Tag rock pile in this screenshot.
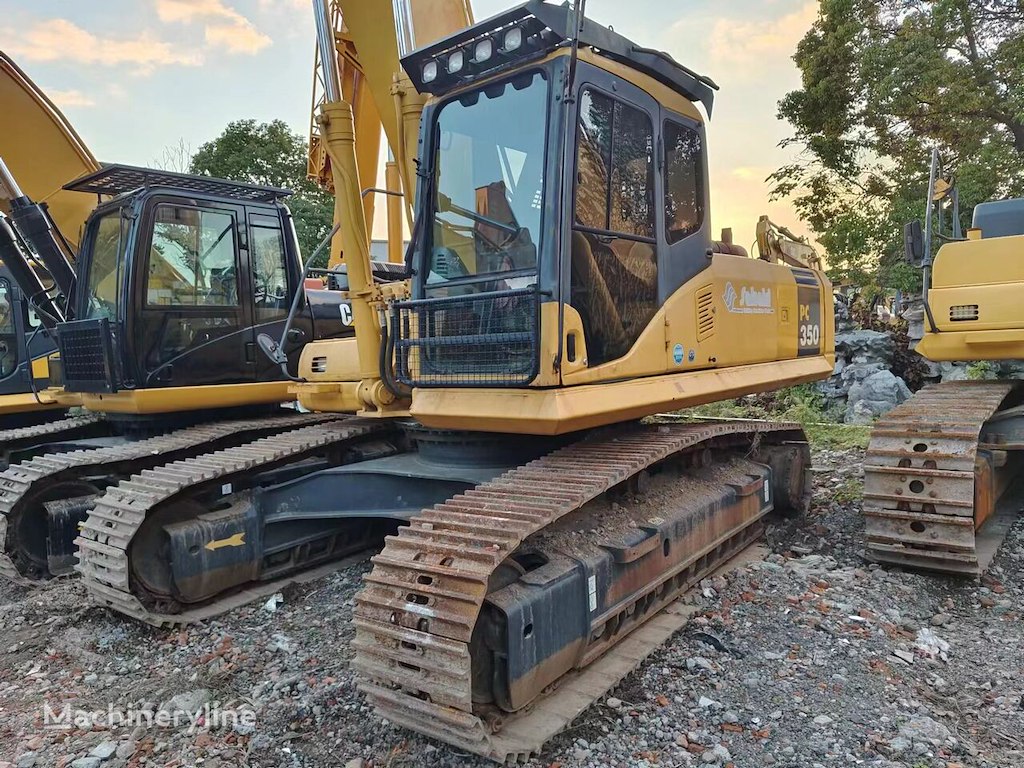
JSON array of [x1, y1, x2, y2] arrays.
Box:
[[818, 330, 912, 424]]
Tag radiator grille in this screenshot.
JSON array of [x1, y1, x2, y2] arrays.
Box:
[[696, 285, 715, 341], [57, 318, 118, 393], [393, 288, 539, 387]]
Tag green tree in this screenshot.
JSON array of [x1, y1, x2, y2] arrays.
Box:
[[189, 119, 334, 266], [772, 0, 1024, 291]]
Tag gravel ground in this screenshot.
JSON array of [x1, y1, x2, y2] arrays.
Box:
[[0, 444, 1021, 768]]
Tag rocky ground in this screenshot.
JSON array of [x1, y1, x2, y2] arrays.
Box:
[[0, 443, 1021, 768]]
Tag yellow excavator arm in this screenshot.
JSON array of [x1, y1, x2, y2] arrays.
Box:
[[0, 52, 99, 250], [309, 0, 474, 267]]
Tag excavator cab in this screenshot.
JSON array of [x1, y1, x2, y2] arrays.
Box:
[[54, 165, 349, 413]]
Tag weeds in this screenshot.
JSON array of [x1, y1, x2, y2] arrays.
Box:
[[678, 384, 871, 451], [829, 475, 864, 503]]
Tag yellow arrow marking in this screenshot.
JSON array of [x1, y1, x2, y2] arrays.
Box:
[[204, 532, 246, 552]]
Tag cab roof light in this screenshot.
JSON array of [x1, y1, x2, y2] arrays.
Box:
[[473, 37, 495, 64], [501, 26, 524, 54], [422, 59, 439, 84], [446, 48, 466, 75], [400, 0, 718, 115]]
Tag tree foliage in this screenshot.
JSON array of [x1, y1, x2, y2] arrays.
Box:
[[773, 0, 1024, 291], [188, 119, 334, 266]]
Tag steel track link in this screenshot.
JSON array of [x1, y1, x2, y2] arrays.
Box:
[[0, 413, 107, 461], [76, 418, 383, 627], [863, 380, 1020, 574], [0, 412, 342, 585], [352, 420, 802, 762]]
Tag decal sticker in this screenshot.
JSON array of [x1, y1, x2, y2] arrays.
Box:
[[688, 349, 696, 362], [588, 574, 597, 612], [340, 303, 354, 326], [205, 532, 246, 552], [723, 282, 774, 315], [673, 343, 684, 365], [797, 283, 822, 357]]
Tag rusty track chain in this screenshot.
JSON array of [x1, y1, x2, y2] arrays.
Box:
[[76, 418, 382, 627], [863, 380, 1019, 574], [0, 412, 342, 584], [352, 420, 801, 762]]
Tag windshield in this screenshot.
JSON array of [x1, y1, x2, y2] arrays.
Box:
[[428, 70, 547, 288], [83, 209, 125, 320]]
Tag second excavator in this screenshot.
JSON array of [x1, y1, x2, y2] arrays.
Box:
[[864, 150, 1024, 576], [0, 160, 361, 582], [65, 0, 835, 760]]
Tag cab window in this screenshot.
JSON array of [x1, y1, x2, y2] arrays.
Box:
[[0, 280, 17, 378], [571, 88, 657, 366], [664, 121, 704, 243], [252, 224, 289, 319], [147, 205, 238, 307]]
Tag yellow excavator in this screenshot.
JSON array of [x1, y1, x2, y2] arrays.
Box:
[[0, 52, 99, 438], [61, 0, 833, 759], [864, 150, 1024, 575]]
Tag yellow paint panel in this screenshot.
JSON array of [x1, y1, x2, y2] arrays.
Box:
[[412, 357, 833, 435], [0, 53, 99, 249], [932, 235, 1024, 288], [80, 382, 293, 415], [0, 392, 66, 416]]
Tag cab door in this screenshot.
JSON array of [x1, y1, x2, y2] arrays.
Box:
[[135, 197, 255, 388], [246, 209, 310, 381]]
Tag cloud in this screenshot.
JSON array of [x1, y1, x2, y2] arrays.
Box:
[[155, 0, 272, 55], [45, 88, 96, 108], [0, 18, 201, 72], [705, 2, 818, 80], [732, 166, 772, 181], [203, 22, 273, 54]]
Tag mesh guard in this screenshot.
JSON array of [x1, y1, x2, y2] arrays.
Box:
[[393, 288, 540, 388], [57, 317, 119, 393]]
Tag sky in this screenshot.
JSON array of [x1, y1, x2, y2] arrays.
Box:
[[0, 0, 819, 250]]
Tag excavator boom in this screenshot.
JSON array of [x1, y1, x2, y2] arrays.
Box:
[[0, 52, 99, 249]]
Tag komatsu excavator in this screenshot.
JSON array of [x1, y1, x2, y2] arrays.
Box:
[[864, 150, 1024, 576], [62, 0, 833, 760]]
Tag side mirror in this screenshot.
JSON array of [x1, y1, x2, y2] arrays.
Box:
[[904, 220, 924, 266]]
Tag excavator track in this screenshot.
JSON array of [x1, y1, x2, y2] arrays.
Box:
[[0, 411, 342, 585], [353, 420, 804, 762], [863, 380, 1022, 575], [0, 412, 109, 467], [76, 418, 384, 627]]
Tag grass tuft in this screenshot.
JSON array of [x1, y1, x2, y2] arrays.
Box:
[[677, 384, 871, 451]]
